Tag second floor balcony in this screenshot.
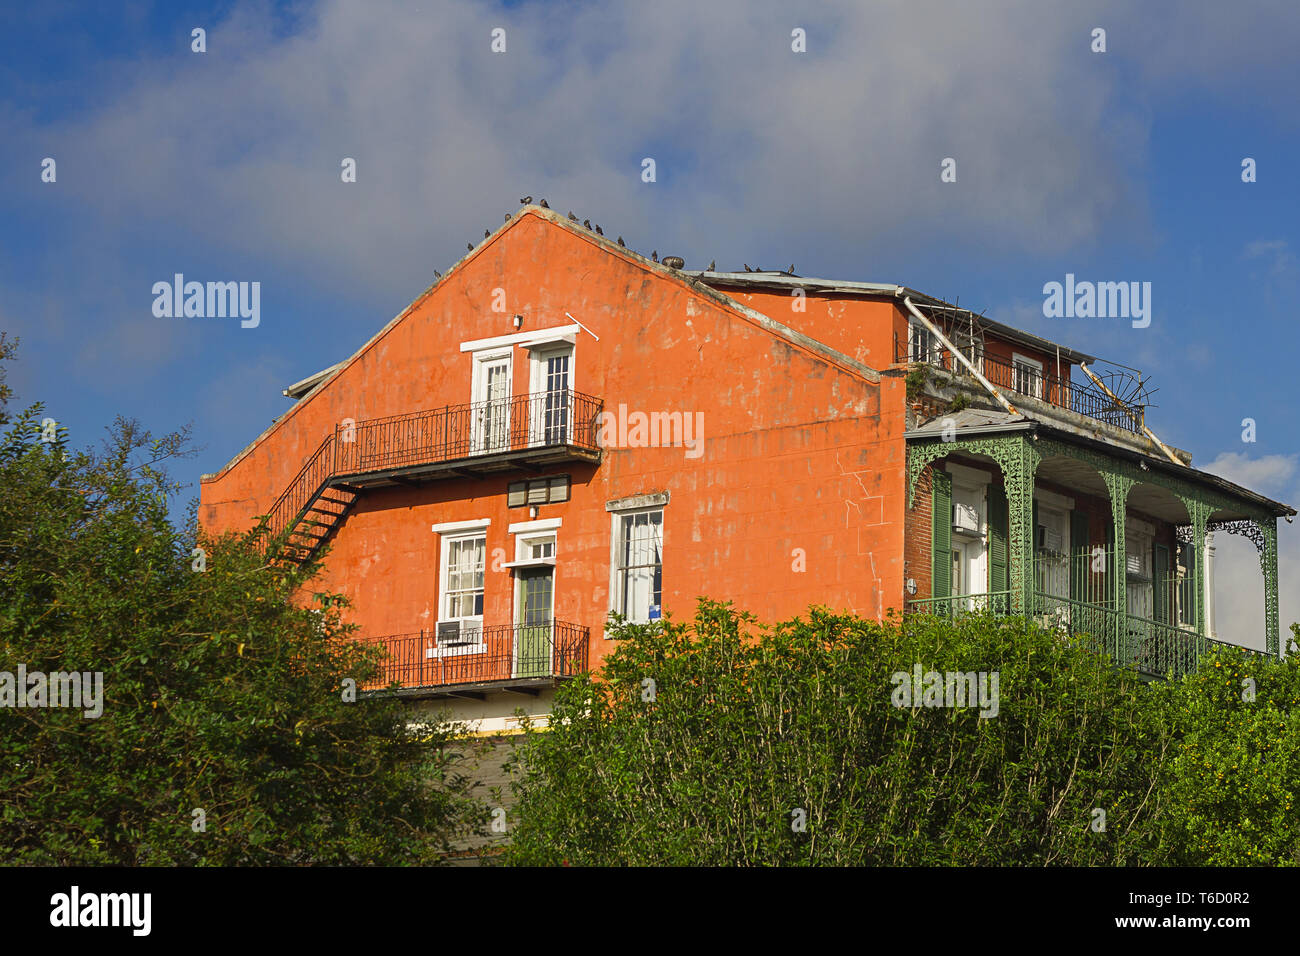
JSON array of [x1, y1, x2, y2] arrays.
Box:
[[264, 388, 602, 560], [355, 620, 590, 697]]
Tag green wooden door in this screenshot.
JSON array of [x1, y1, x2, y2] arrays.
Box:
[[931, 469, 952, 606], [987, 484, 1008, 602], [516, 568, 554, 678]]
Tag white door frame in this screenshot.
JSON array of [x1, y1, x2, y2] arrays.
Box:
[[470, 348, 512, 453], [527, 343, 574, 446]]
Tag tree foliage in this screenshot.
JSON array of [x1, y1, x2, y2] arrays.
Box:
[[0, 342, 486, 864], [506, 600, 1300, 866]]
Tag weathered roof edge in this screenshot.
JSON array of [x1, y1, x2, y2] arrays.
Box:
[[906, 420, 1296, 518], [688, 271, 1098, 366]]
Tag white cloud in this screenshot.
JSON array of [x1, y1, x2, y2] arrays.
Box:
[[1204, 452, 1300, 652], [1203, 452, 1297, 499]]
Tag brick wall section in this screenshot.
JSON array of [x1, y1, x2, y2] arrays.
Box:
[[904, 463, 934, 604]]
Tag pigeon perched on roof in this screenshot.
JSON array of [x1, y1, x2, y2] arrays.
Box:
[[520, 195, 532, 204], [743, 263, 752, 272], [652, 250, 659, 262], [594, 225, 603, 236], [617, 236, 625, 247], [583, 219, 591, 229], [434, 269, 442, 279], [708, 260, 716, 271], [568, 211, 578, 221], [539, 199, 549, 208], [467, 243, 474, 251], [484, 229, 490, 238], [789, 264, 795, 274]]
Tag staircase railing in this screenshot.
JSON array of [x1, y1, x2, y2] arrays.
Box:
[[259, 389, 603, 557]]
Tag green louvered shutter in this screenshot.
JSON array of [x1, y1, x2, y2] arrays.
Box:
[[1153, 543, 1170, 623], [987, 484, 1008, 596], [931, 469, 952, 600]]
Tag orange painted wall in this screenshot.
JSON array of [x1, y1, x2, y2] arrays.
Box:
[[718, 288, 904, 372], [199, 209, 910, 674]]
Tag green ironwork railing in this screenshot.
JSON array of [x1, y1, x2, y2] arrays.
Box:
[[906, 591, 1012, 619], [907, 590, 1269, 680]]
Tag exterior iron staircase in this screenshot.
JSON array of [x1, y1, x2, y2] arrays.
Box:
[[259, 388, 603, 565], [263, 432, 361, 565]]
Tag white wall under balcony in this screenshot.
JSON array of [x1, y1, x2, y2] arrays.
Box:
[[404, 687, 556, 735]]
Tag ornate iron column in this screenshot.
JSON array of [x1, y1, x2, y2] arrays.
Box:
[[1177, 497, 1211, 639], [1006, 437, 1041, 615], [1254, 517, 1280, 656], [1103, 473, 1133, 659]]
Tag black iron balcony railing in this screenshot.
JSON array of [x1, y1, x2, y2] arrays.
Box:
[[906, 591, 1270, 680], [261, 388, 602, 561], [894, 335, 1144, 435], [355, 620, 590, 692], [334, 388, 603, 475]]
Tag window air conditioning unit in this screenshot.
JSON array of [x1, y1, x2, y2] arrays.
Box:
[[437, 621, 471, 645], [953, 503, 980, 534]]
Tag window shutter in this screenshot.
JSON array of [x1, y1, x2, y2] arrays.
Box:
[[1070, 510, 1090, 602], [1153, 543, 1170, 623], [931, 468, 952, 600], [987, 484, 1008, 595]]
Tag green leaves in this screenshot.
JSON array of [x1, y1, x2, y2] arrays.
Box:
[[0, 395, 484, 865], [506, 601, 1300, 866]]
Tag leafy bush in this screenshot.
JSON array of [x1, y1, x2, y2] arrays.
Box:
[[506, 600, 1181, 865], [0, 343, 486, 864]]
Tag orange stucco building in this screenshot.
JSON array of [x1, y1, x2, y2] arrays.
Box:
[[200, 205, 1291, 730]]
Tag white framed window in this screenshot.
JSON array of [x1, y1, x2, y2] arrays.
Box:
[[470, 348, 512, 453], [947, 469, 989, 603], [610, 507, 663, 625], [436, 528, 487, 653], [1012, 353, 1044, 400], [908, 322, 943, 367], [526, 343, 574, 446]]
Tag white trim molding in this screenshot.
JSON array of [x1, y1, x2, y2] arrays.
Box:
[[945, 462, 994, 487], [606, 491, 670, 513], [460, 324, 581, 353], [508, 517, 563, 534], [431, 518, 491, 534]]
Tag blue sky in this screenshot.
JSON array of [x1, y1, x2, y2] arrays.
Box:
[[2, 0, 1297, 635]]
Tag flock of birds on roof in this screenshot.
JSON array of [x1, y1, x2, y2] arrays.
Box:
[[436, 195, 799, 281]]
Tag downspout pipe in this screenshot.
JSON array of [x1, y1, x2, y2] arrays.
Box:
[[900, 294, 1018, 417]]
